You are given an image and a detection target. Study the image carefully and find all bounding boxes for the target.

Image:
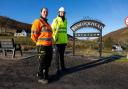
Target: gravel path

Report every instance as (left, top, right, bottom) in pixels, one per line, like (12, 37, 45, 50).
(0, 54, 128, 89)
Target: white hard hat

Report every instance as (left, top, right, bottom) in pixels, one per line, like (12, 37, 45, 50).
(58, 7, 65, 12)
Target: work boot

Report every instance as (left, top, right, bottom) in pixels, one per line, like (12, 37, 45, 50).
(38, 79, 48, 84)
(37, 72, 44, 79)
(38, 69, 49, 84)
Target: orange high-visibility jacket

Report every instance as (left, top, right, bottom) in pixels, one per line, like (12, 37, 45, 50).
(31, 18, 52, 46)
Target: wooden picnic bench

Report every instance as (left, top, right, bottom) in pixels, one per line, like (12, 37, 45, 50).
(0, 38, 22, 58)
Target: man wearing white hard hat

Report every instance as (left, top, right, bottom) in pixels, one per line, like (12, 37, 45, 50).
(52, 7, 68, 73)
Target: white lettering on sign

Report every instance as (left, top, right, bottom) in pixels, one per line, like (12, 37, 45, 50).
(75, 33, 101, 37)
(71, 20, 105, 31)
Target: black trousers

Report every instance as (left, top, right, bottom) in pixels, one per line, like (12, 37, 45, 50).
(37, 46, 52, 79)
(55, 44, 66, 71)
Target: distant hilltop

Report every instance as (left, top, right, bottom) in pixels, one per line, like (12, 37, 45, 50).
(103, 27, 128, 42)
(0, 16, 31, 34)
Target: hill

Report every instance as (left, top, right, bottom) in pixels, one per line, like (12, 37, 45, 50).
(103, 27, 128, 44)
(0, 16, 73, 39)
(0, 16, 31, 33)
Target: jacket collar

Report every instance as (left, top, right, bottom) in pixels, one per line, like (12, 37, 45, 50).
(40, 16, 48, 22)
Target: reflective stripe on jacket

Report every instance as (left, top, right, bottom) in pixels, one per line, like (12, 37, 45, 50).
(51, 16, 68, 44)
(31, 18, 52, 46)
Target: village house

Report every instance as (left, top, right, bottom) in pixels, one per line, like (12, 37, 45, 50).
(14, 30, 27, 37)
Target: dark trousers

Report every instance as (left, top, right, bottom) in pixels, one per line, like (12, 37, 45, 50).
(55, 44, 66, 71)
(37, 46, 52, 79)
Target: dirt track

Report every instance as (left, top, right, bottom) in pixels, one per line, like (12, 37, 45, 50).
(0, 54, 128, 89)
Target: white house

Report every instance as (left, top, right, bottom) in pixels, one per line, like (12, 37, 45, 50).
(112, 45, 123, 52)
(14, 30, 27, 37)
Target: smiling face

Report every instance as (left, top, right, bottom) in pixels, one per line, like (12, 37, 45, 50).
(41, 8, 48, 18)
(59, 11, 65, 17)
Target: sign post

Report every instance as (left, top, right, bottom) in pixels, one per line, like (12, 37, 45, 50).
(70, 18, 105, 57)
(125, 17, 128, 59)
(73, 31, 75, 56)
